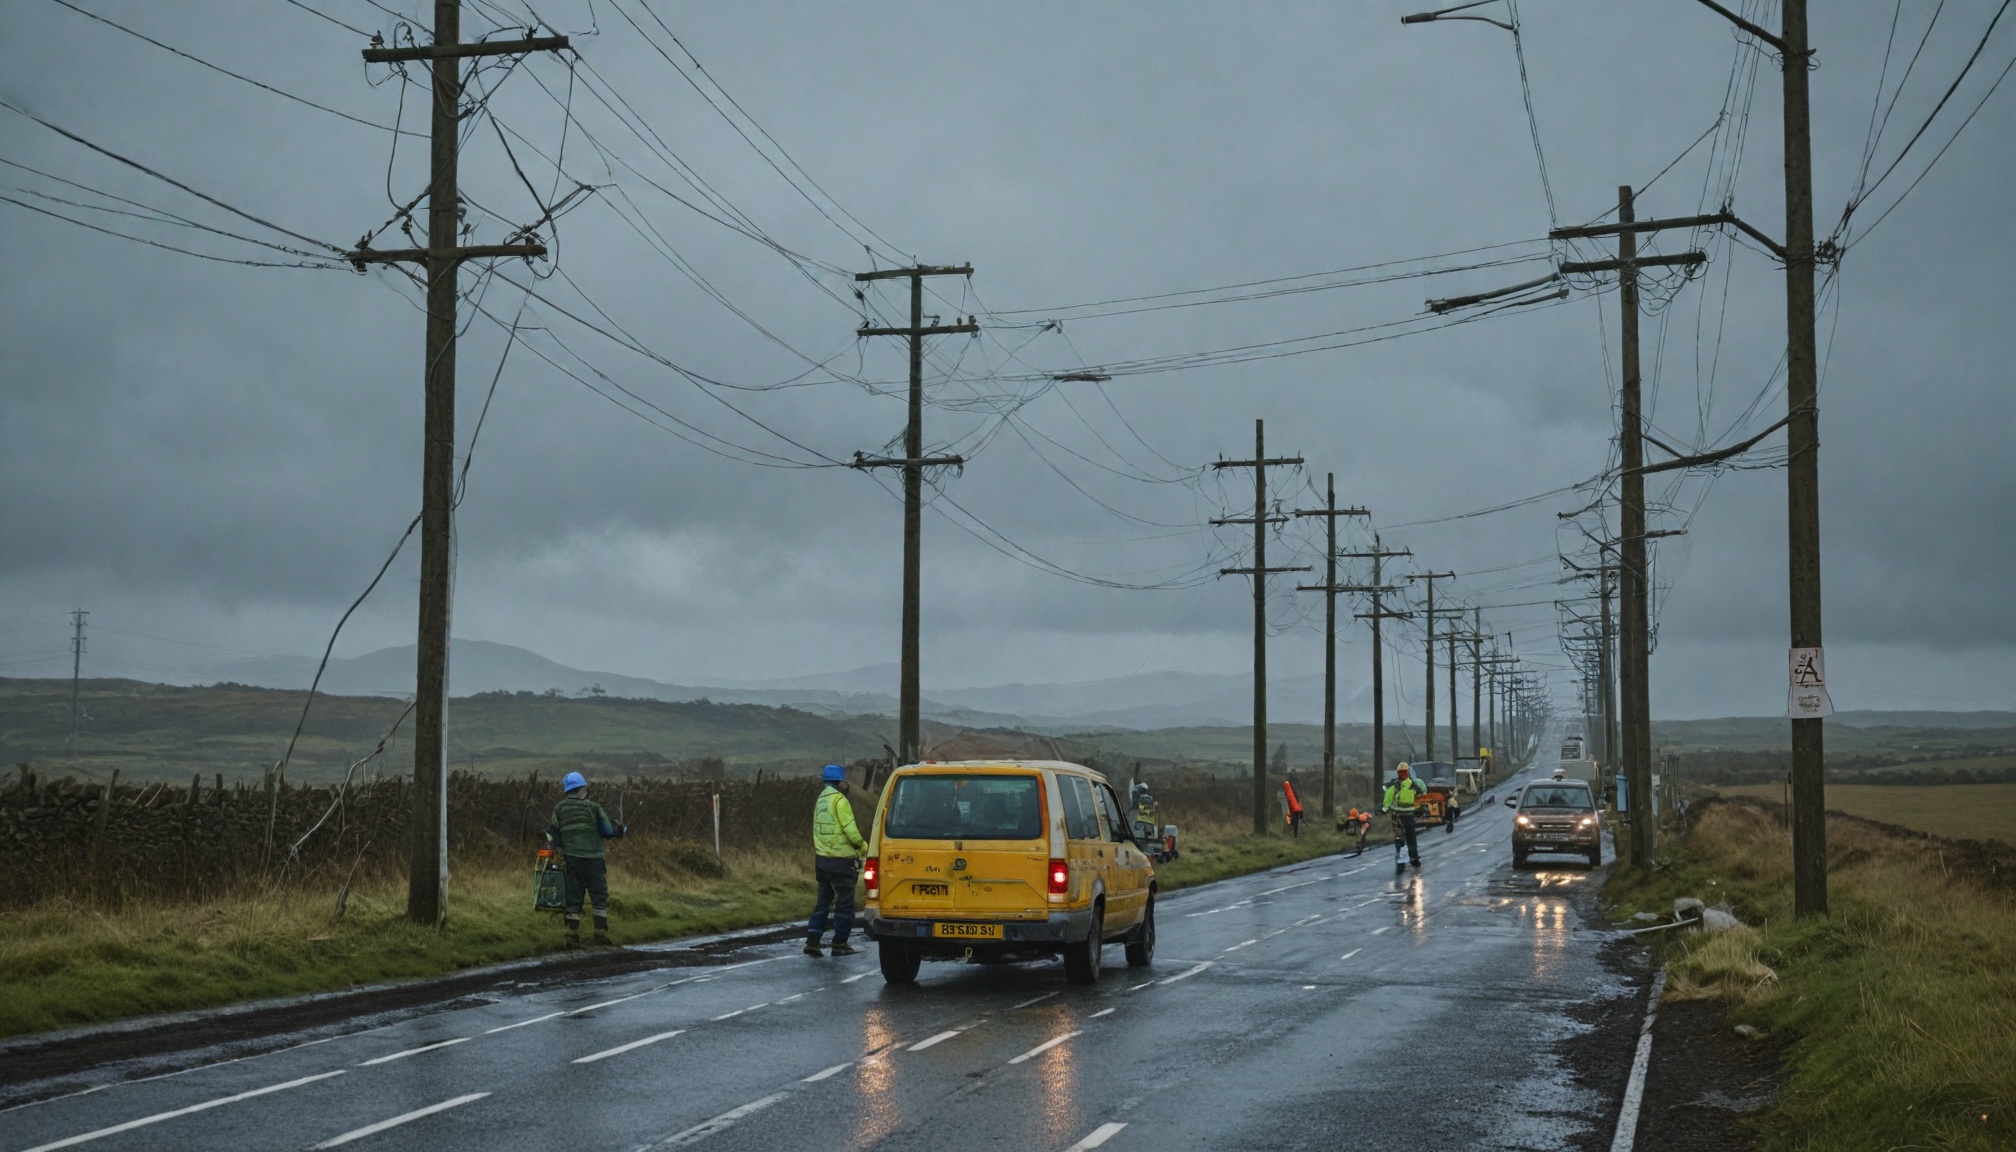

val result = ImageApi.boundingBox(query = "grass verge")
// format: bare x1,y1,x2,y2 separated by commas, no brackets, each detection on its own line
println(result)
1606,799,2015,1150
1707,782,2016,845
0,822,1353,1039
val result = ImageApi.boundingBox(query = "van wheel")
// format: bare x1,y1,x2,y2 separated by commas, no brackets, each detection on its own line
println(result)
878,940,920,984
1065,906,1104,985
1125,898,1156,967
1512,847,1528,870
1588,842,1603,868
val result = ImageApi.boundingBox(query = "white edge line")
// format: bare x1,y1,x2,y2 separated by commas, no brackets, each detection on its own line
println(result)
1011,991,1059,1009
573,1029,686,1065
907,1029,962,1051
313,1092,489,1149
1065,1121,1129,1151
484,1011,564,1034
1007,1030,1083,1065
654,1093,787,1147
1608,969,1667,1152
801,1062,853,1082
356,1036,467,1066
17,1071,345,1152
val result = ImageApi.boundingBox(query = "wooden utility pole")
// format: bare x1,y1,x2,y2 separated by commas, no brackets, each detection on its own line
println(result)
1643,0,1826,913
1404,572,1455,761
67,609,87,759
1293,475,1369,817
1470,607,1484,761
1342,539,1410,802
1213,420,1307,834
349,4,565,925
849,266,977,766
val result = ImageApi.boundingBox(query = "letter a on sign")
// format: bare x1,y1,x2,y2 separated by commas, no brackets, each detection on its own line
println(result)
1787,647,1834,719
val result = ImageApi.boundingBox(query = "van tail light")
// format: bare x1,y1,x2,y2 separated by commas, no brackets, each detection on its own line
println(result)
863,856,879,898
1048,859,1070,896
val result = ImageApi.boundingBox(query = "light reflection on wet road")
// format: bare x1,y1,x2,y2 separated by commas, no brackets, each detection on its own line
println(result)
0,749,1649,1152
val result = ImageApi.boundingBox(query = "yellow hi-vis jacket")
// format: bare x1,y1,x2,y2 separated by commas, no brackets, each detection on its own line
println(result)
812,784,866,859
1384,778,1425,813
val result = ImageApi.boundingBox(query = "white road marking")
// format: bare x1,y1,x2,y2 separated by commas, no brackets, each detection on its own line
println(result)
567,991,650,1016
1127,981,1155,992
1159,961,1213,985
1182,906,1226,918
1608,970,1668,1152
1087,1008,1115,1019
649,1093,786,1147
1008,1030,1083,1064
312,1092,488,1148
710,1009,747,1021
484,1011,564,1034
840,971,873,984
1371,926,1393,935
1340,948,1362,961
356,1037,467,1066
572,1029,685,1064
1223,939,1257,952
908,1029,962,1051
1012,991,1059,1009
15,1071,345,1152
801,1062,853,1082
1065,1121,1129,1150
1302,985,1317,990
744,1002,769,1013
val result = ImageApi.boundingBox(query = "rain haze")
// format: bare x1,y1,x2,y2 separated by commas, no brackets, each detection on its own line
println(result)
3,0,2013,720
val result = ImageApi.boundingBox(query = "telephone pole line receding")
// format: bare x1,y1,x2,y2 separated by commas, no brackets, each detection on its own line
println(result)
1341,539,1410,802
68,609,88,758
1293,475,1369,817
347,2,567,926
1404,572,1455,761
1214,419,1306,834
849,264,978,767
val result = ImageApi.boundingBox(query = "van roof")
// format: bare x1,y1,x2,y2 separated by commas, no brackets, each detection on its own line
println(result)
895,758,1100,774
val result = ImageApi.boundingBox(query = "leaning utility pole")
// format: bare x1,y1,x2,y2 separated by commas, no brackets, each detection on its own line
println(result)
1214,420,1307,834
1470,608,1484,761
349,3,566,926
1293,475,1369,817
1342,539,1410,802
1404,572,1456,761
1686,0,1829,917
849,266,978,766
67,609,88,758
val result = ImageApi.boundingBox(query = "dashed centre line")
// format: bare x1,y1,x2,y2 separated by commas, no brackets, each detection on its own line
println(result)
14,1071,346,1152
1012,992,1059,1009
801,1062,853,1082
572,1029,685,1065
356,1037,466,1066
483,1011,563,1035
312,1092,488,1149
652,1093,786,1148
1159,961,1213,985
1008,1031,1083,1064
908,1030,962,1051
1065,1121,1129,1150
1340,948,1363,961
1087,1008,1115,1019
840,971,874,984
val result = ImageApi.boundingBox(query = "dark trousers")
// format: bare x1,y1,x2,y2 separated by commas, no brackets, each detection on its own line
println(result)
563,855,609,919
807,856,858,944
1392,812,1421,863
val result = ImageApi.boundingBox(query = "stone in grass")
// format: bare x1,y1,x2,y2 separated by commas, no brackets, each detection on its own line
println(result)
1733,1024,1765,1040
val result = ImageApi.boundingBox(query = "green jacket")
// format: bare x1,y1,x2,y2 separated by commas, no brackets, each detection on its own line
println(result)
548,795,623,858
1383,778,1425,813
812,784,866,859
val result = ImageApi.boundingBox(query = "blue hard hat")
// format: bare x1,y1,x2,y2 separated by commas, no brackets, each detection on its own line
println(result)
563,771,587,792
821,764,846,782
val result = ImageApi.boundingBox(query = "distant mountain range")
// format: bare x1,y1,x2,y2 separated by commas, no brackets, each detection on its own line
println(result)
198,639,1372,731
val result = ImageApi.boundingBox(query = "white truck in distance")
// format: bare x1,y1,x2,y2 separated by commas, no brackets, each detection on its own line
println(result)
1556,735,1600,793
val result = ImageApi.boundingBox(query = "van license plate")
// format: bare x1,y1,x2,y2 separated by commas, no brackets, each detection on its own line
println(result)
912,883,949,896
933,922,1002,940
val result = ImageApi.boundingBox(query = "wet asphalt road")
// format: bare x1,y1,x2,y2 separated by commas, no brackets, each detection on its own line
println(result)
1,758,1642,1152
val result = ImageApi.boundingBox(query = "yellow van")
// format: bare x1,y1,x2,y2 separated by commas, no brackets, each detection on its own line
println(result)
862,760,1157,985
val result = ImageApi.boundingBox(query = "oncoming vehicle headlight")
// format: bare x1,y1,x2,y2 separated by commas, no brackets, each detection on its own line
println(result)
1514,814,1532,827
1578,816,1596,828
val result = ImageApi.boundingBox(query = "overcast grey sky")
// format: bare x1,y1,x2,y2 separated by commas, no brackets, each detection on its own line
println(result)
2,1,2012,718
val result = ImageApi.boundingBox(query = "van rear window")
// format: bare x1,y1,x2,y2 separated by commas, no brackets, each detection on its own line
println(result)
1521,785,1594,810
885,775,1043,841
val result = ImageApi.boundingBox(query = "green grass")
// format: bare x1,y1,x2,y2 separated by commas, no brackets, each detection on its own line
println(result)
1155,824,1356,891
1606,800,2016,1150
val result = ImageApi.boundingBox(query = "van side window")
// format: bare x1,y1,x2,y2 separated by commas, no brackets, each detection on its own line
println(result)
1093,783,1127,842
1059,776,1098,840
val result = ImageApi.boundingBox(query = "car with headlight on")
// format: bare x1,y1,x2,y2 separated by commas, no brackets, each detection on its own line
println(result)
862,760,1157,986
1503,779,1602,868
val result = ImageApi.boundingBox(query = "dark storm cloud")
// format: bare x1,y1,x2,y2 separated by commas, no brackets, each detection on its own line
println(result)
2,1,2012,713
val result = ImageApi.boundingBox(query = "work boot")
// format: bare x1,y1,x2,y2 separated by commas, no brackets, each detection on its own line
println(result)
1410,859,1422,869
803,936,824,957
565,932,583,949
592,914,612,946
565,917,582,948
829,941,859,956
593,932,614,946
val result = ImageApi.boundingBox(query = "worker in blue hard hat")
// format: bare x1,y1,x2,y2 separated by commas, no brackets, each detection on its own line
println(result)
805,764,867,957
546,770,627,947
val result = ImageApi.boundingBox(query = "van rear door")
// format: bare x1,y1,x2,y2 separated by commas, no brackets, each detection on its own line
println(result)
875,771,1050,922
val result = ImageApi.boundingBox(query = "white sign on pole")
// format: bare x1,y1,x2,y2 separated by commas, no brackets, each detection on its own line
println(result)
1787,647,1835,718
